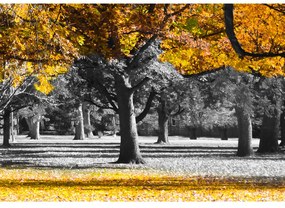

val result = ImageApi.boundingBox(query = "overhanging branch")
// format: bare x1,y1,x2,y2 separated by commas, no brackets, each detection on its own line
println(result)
224,4,285,58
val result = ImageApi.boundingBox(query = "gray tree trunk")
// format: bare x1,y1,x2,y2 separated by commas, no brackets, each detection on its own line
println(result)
235,106,253,156
74,103,85,140
258,106,281,153
2,108,11,147
258,79,282,153
189,127,197,140
26,116,40,140
115,74,144,164
83,102,94,138
280,110,285,147
220,127,228,140
156,102,170,144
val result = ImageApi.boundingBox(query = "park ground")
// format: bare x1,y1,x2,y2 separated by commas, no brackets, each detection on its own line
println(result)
0,135,284,202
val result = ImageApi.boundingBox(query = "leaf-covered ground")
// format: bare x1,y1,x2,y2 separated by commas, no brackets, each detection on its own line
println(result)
0,135,284,201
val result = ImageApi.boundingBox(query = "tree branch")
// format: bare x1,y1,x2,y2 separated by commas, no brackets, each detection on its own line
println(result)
224,4,285,58
93,78,119,112
130,77,151,93
127,34,158,70
170,105,185,117
84,95,118,112
136,88,157,123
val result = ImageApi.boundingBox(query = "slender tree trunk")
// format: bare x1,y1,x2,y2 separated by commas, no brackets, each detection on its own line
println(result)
115,74,144,164
189,127,197,140
280,108,285,147
156,103,170,144
74,103,85,140
235,106,253,156
26,116,41,140
2,108,11,147
220,127,228,140
10,111,15,142
83,102,94,138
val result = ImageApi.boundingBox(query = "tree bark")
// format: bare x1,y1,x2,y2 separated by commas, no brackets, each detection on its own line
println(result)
280,109,285,147
10,111,15,142
74,103,85,140
189,127,197,140
220,127,228,140
2,108,11,147
258,106,281,153
26,115,40,140
82,102,94,138
115,74,144,164
235,106,253,156
156,102,170,144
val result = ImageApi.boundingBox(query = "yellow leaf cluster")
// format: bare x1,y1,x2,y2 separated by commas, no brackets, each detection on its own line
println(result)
34,75,54,95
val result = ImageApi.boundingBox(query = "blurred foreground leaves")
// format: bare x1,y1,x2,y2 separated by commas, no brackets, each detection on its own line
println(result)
0,168,284,202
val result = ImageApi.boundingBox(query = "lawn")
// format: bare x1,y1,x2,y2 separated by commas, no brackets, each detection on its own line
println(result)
0,135,284,202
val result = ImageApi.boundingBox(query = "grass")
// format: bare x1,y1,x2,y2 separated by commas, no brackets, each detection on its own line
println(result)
0,135,284,202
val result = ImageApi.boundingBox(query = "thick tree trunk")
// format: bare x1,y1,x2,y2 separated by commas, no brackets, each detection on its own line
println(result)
258,107,281,153
26,116,40,140
2,108,11,147
220,127,228,140
115,74,144,164
258,79,282,153
156,103,170,144
74,103,85,140
280,109,285,147
189,127,197,140
235,107,253,156
83,102,94,138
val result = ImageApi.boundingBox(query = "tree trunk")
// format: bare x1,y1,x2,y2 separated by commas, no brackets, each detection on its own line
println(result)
83,102,94,138
220,127,228,140
258,79,282,153
258,107,281,153
74,103,85,140
26,116,40,140
189,127,197,140
280,109,285,147
156,102,170,144
235,106,253,156
2,108,11,147
115,74,144,164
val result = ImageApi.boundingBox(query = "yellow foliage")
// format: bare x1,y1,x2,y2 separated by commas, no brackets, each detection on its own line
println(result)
34,75,54,95
0,168,283,202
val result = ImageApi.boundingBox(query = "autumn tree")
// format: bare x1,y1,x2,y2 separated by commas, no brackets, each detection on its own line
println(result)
0,5,81,145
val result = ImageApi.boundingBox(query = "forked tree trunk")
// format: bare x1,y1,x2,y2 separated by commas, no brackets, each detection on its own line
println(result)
189,127,197,140
235,106,253,156
2,108,11,147
115,74,144,164
258,105,281,153
74,103,85,140
83,102,94,138
26,116,41,140
220,127,228,140
156,103,170,144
